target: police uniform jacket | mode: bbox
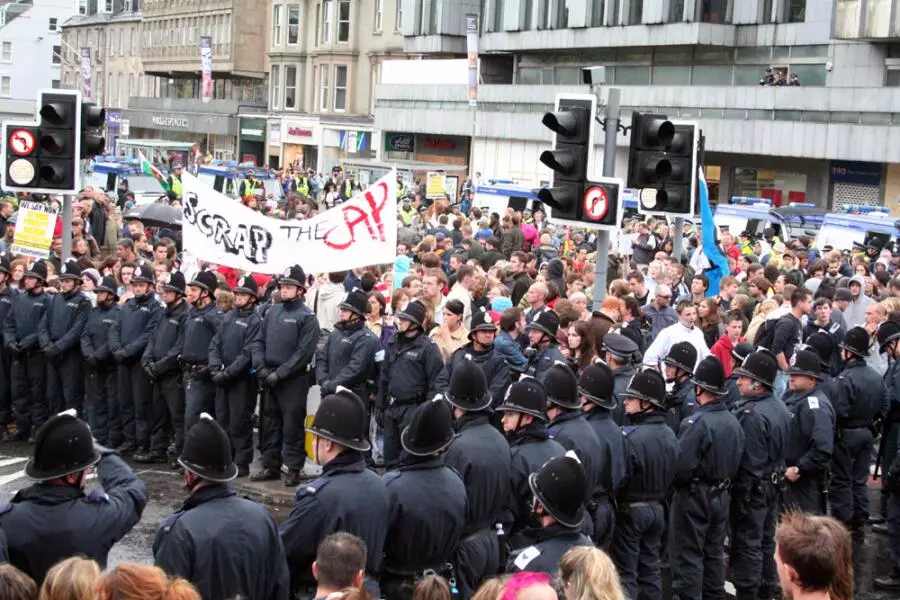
[783,388,835,477]
[549,410,607,502]
[0,454,149,584]
[38,289,91,351]
[81,303,120,368]
[0,286,19,327]
[209,306,262,380]
[315,321,378,399]
[584,410,627,498]
[379,331,443,405]
[673,399,745,488]
[444,412,512,534]
[108,292,162,361]
[180,303,224,365]
[381,454,468,574]
[723,373,740,411]
[280,451,389,586]
[505,523,593,575]
[884,359,900,426]
[618,412,680,503]
[802,321,844,376]
[611,365,635,425]
[665,378,697,434]
[502,423,565,534]
[525,344,566,382]
[142,300,188,376]
[153,483,290,600]
[3,289,48,350]
[832,360,886,429]
[257,297,320,379]
[435,343,512,407]
[732,392,792,486]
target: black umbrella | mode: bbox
[123,201,182,228]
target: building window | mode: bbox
[271,64,281,109]
[287,5,300,44]
[786,0,805,22]
[888,69,900,87]
[627,0,643,24]
[48,17,58,31]
[322,0,332,42]
[337,0,350,42]
[103,0,113,12]
[284,66,297,108]
[333,64,347,111]
[395,0,402,30]
[0,77,9,96]
[1,42,10,62]
[374,0,382,31]
[319,64,329,111]
[699,0,727,23]
[78,0,86,14]
[272,5,282,45]
[493,0,503,30]
[590,0,605,26]
[52,45,61,64]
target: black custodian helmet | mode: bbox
[497,379,548,421]
[878,321,900,353]
[663,341,698,374]
[543,362,581,410]
[233,275,259,297]
[307,388,371,451]
[178,413,237,482]
[691,356,728,396]
[840,326,871,359]
[622,368,666,410]
[528,454,586,528]
[25,411,100,482]
[338,288,369,317]
[733,351,778,388]
[786,349,823,381]
[401,399,455,456]
[445,358,491,412]
[578,362,616,410]
[526,308,559,339]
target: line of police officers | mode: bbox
[0,256,897,600]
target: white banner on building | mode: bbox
[465,14,479,107]
[181,171,397,274]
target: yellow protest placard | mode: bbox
[11,200,58,259]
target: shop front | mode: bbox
[238,118,266,166]
[830,160,884,208]
[268,122,282,169]
[281,119,320,172]
[322,126,377,173]
[732,167,808,207]
[383,132,471,169]
[119,109,239,161]
[105,110,122,156]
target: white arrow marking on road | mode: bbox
[0,457,27,469]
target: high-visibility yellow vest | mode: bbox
[169,174,183,197]
[243,179,259,196]
[293,176,309,196]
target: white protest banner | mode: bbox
[181,170,397,274]
[11,200,59,259]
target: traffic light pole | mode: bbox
[592,87,620,310]
[61,195,72,262]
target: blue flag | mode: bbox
[698,167,731,296]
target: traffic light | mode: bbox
[627,112,698,216]
[80,101,105,158]
[536,93,596,226]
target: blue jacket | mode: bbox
[494,330,528,374]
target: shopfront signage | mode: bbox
[151,115,190,129]
[287,126,313,137]
[385,133,415,152]
[422,136,455,151]
[830,160,882,187]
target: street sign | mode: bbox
[583,185,610,221]
[9,129,35,156]
[8,158,35,185]
[578,175,624,232]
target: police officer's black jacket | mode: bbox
[444,412,512,534]
[803,321,845,376]
[153,482,290,600]
[315,320,378,398]
[0,285,19,329]
[549,410,606,502]
[832,360,886,428]
[0,527,7,563]
[723,373,740,411]
[884,358,900,425]
[611,364,635,425]
[181,302,224,365]
[783,387,835,477]
[381,454,468,574]
[502,423,565,534]
[109,292,162,360]
[665,378,697,434]
[280,450,389,586]
[3,288,48,350]
[210,305,262,379]
[505,522,593,575]
[584,409,627,498]
[731,392,792,484]
[81,303,120,368]
[524,344,566,382]
[673,399,745,488]
[0,454,149,584]
[435,342,512,407]
[379,331,443,405]
[143,300,188,375]
[257,297,320,379]
[38,289,91,351]
[618,412,680,503]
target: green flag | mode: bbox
[139,151,170,192]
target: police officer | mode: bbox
[782,349,835,515]
[316,288,379,400]
[280,389,389,595]
[137,271,189,464]
[544,363,605,545]
[505,455,594,575]
[154,414,290,600]
[339,172,361,202]
[876,320,900,533]
[180,270,224,431]
[443,360,511,599]
[210,275,262,477]
[0,411,149,584]
[602,333,638,425]
[291,170,310,197]
[497,379,565,539]
[611,369,679,600]
[109,263,162,454]
[4,260,49,441]
[578,362,626,550]
[380,399,467,600]
[522,308,566,381]
[670,356,745,600]
[829,325,886,539]
[729,351,792,600]
[0,257,18,432]
[167,163,184,198]
[803,331,838,399]
[724,342,755,411]
[81,276,120,446]
[662,341,698,433]
[239,169,261,198]
[379,300,443,468]
[436,307,511,408]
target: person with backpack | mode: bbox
[756,288,812,402]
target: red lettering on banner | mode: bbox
[323,181,390,250]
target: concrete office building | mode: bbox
[258,0,408,177]
[0,0,75,122]
[375,0,900,211]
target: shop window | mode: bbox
[284,66,297,109]
[734,168,806,206]
[692,65,733,85]
[319,65,329,111]
[287,5,300,44]
[333,64,347,111]
[337,0,350,42]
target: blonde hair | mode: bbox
[0,564,38,600]
[558,546,626,600]
[413,576,451,600]
[94,564,199,600]
[40,557,100,600]
[754,298,778,317]
[472,576,510,600]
